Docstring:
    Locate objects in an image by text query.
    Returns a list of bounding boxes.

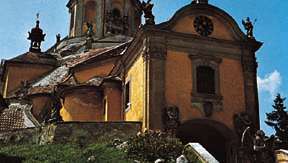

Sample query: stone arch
[176,119,237,163]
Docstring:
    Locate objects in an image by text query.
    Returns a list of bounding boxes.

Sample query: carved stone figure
[56,34,61,43]
[28,20,46,53]
[141,0,155,25]
[242,17,254,39]
[85,22,94,50]
[234,112,253,137]
[163,105,180,135]
[86,22,94,37]
[253,130,275,163]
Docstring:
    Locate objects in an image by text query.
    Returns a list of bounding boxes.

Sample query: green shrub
[126,130,184,162]
[0,143,131,163]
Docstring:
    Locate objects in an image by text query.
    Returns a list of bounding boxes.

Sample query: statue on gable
[141,0,155,25]
[163,105,180,136]
[242,17,255,39]
[28,15,46,53]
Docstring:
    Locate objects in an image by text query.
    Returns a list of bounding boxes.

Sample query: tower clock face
[193,16,214,37]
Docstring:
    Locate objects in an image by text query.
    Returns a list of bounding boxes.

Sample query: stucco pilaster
[241,44,260,129]
[75,1,84,36]
[143,34,167,130]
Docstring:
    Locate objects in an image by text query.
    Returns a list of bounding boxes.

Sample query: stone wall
[0,122,141,146]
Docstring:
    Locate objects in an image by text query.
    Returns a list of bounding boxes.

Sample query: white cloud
[257,70,282,97]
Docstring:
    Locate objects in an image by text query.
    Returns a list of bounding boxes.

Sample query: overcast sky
[0,0,287,135]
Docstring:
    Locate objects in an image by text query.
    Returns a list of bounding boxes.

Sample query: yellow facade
[74,61,115,83]
[60,87,103,121]
[125,56,145,122]
[165,50,246,129]
[3,64,53,97]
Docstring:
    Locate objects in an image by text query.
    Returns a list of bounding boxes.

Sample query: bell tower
[67,0,142,38]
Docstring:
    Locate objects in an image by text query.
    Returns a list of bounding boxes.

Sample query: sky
[0,0,287,135]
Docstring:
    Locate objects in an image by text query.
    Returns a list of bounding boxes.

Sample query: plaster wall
[4,64,53,97]
[104,85,122,121]
[60,88,103,121]
[31,95,52,121]
[125,56,145,123]
[172,15,235,41]
[165,50,246,129]
[74,62,115,83]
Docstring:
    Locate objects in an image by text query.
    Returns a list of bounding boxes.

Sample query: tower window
[85,1,96,23]
[196,66,215,94]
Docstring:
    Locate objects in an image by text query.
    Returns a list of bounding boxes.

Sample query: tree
[265,94,288,148]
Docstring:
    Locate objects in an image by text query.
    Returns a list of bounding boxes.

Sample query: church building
[0,0,262,162]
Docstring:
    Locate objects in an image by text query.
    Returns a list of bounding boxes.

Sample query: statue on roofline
[141,0,155,25]
[242,17,256,39]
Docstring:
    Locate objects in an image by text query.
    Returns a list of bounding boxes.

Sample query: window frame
[189,54,223,113]
[124,80,131,112]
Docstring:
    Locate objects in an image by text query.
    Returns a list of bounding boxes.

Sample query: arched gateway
[176,119,237,163]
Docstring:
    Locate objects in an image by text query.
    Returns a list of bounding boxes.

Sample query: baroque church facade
[0,0,262,162]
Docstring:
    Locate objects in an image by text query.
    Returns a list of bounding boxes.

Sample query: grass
[0,143,132,163]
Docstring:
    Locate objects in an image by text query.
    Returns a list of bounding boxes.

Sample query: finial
[27,15,46,53]
[36,13,40,20]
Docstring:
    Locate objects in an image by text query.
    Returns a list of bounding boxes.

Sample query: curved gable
[158,4,246,41]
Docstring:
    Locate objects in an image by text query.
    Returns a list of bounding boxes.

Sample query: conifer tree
[265,94,288,148]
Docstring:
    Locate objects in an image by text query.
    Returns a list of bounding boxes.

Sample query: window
[196,66,215,94]
[84,1,96,23]
[125,81,131,110]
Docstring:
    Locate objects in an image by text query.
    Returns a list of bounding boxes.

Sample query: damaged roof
[0,102,40,132]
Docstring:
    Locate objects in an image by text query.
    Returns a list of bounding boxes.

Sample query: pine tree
[265,94,288,148]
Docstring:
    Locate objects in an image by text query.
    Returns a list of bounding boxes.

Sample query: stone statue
[85,22,94,50]
[86,22,94,37]
[141,0,155,25]
[253,130,275,163]
[28,20,46,53]
[234,112,253,137]
[242,17,255,39]
[56,34,61,43]
[163,105,180,135]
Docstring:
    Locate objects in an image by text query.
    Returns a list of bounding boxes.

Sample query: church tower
[67,0,142,38]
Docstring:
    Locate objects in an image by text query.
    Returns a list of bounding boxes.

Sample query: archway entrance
[176,119,235,163]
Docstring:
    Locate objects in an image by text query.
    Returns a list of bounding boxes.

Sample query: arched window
[196,66,215,94]
[84,1,96,23]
